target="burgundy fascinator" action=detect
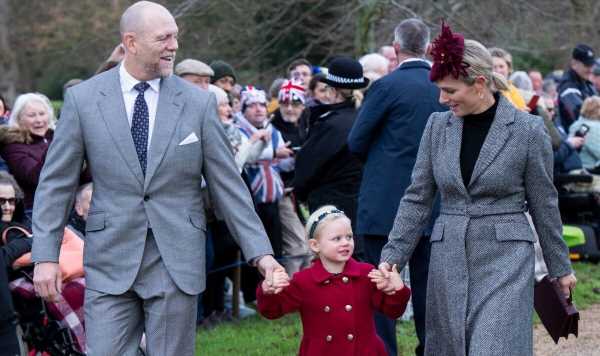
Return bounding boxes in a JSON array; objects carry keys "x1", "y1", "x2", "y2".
[{"x1": 429, "y1": 21, "x2": 470, "y2": 81}]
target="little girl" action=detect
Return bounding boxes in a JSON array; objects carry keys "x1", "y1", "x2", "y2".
[{"x1": 257, "y1": 205, "x2": 411, "y2": 355}]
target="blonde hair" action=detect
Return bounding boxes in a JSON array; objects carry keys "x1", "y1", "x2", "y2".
[
  {"x1": 208, "y1": 84, "x2": 229, "y2": 105},
  {"x1": 8, "y1": 93, "x2": 56, "y2": 130},
  {"x1": 581, "y1": 96, "x2": 600, "y2": 120},
  {"x1": 305, "y1": 205, "x2": 350, "y2": 240},
  {"x1": 488, "y1": 47, "x2": 513, "y2": 71},
  {"x1": 460, "y1": 40, "x2": 509, "y2": 92}
]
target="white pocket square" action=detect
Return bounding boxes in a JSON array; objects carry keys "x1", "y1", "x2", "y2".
[{"x1": 178, "y1": 132, "x2": 199, "y2": 146}]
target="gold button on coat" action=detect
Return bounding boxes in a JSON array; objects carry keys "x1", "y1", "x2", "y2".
[
  {"x1": 342, "y1": 276, "x2": 349, "y2": 283},
  {"x1": 326, "y1": 335, "x2": 333, "y2": 342},
  {"x1": 347, "y1": 334, "x2": 354, "y2": 341},
  {"x1": 345, "y1": 304, "x2": 352, "y2": 312},
  {"x1": 324, "y1": 280, "x2": 330, "y2": 284},
  {"x1": 324, "y1": 306, "x2": 331, "y2": 312}
]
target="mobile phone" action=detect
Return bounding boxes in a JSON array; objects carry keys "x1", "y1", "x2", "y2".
[
  {"x1": 291, "y1": 146, "x2": 301, "y2": 152},
  {"x1": 527, "y1": 95, "x2": 540, "y2": 112},
  {"x1": 575, "y1": 124, "x2": 590, "y2": 137}
]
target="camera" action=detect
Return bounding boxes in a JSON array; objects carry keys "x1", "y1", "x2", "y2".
[{"x1": 575, "y1": 124, "x2": 590, "y2": 138}]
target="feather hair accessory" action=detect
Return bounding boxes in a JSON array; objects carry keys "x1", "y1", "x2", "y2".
[{"x1": 430, "y1": 21, "x2": 470, "y2": 81}]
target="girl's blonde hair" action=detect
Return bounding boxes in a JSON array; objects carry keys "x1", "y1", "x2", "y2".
[
  {"x1": 581, "y1": 96, "x2": 600, "y2": 120},
  {"x1": 460, "y1": 41, "x2": 509, "y2": 92},
  {"x1": 305, "y1": 205, "x2": 350, "y2": 240}
]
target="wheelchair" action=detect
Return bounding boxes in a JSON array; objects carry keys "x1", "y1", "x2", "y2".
[{"x1": 555, "y1": 173, "x2": 600, "y2": 262}]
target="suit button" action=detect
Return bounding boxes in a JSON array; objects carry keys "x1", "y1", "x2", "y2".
[
  {"x1": 345, "y1": 304, "x2": 352, "y2": 312},
  {"x1": 347, "y1": 334, "x2": 354, "y2": 341},
  {"x1": 342, "y1": 276, "x2": 349, "y2": 283},
  {"x1": 326, "y1": 335, "x2": 333, "y2": 342},
  {"x1": 144, "y1": 195, "x2": 150, "y2": 201},
  {"x1": 323, "y1": 306, "x2": 331, "y2": 312}
]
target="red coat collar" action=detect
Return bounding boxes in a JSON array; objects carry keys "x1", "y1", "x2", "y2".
[{"x1": 310, "y1": 257, "x2": 362, "y2": 283}]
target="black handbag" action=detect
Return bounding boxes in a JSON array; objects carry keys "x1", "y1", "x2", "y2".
[{"x1": 534, "y1": 276, "x2": 579, "y2": 344}]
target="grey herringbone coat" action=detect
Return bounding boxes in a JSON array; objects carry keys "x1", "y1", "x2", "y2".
[{"x1": 381, "y1": 96, "x2": 572, "y2": 356}]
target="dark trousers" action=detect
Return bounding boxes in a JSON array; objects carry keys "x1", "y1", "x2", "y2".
[{"x1": 363, "y1": 234, "x2": 430, "y2": 356}]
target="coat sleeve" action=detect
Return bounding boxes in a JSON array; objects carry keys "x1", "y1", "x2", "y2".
[
  {"x1": 524, "y1": 118, "x2": 573, "y2": 278},
  {"x1": 371, "y1": 284, "x2": 411, "y2": 320},
  {"x1": 256, "y1": 276, "x2": 302, "y2": 319},
  {"x1": 347, "y1": 81, "x2": 389, "y2": 158},
  {"x1": 380, "y1": 113, "x2": 438, "y2": 267},
  {"x1": 2, "y1": 143, "x2": 47, "y2": 188},
  {"x1": 294, "y1": 120, "x2": 344, "y2": 200},
  {"x1": 201, "y1": 94, "x2": 273, "y2": 261},
  {"x1": 31, "y1": 90, "x2": 85, "y2": 263}
]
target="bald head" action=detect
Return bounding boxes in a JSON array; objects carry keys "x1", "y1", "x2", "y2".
[{"x1": 120, "y1": 1, "x2": 172, "y2": 35}]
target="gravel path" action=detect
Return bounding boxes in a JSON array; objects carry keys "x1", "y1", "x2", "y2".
[{"x1": 534, "y1": 303, "x2": 600, "y2": 355}]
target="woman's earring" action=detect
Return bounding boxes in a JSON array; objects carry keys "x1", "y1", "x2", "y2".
[{"x1": 478, "y1": 92, "x2": 484, "y2": 99}]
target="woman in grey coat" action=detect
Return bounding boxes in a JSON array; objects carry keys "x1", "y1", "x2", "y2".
[{"x1": 377, "y1": 24, "x2": 576, "y2": 355}]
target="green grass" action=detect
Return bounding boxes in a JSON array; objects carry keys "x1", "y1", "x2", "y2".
[{"x1": 195, "y1": 262, "x2": 600, "y2": 355}]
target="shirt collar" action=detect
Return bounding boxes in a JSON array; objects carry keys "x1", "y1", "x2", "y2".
[
  {"x1": 310, "y1": 257, "x2": 362, "y2": 283},
  {"x1": 398, "y1": 57, "x2": 430, "y2": 68},
  {"x1": 119, "y1": 63, "x2": 161, "y2": 94}
]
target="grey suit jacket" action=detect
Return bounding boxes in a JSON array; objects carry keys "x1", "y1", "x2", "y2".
[{"x1": 31, "y1": 66, "x2": 272, "y2": 295}]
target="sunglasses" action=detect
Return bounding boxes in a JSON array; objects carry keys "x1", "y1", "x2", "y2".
[{"x1": 0, "y1": 197, "x2": 16, "y2": 205}]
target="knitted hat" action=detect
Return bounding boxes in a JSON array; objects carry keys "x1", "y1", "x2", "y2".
[
  {"x1": 175, "y1": 59, "x2": 214, "y2": 77},
  {"x1": 320, "y1": 56, "x2": 368, "y2": 89},
  {"x1": 210, "y1": 60, "x2": 237, "y2": 83},
  {"x1": 240, "y1": 85, "x2": 267, "y2": 112},
  {"x1": 278, "y1": 79, "x2": 306, "y2": 104}
]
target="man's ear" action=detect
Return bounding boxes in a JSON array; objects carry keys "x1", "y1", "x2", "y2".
[{"x1": 122, "y1": 33, "x2": 137, "y2": 55}]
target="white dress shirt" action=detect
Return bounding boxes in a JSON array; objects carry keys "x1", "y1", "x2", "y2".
[{"x1": 119, "y1": 64, "x2": 161, "y2": 148}]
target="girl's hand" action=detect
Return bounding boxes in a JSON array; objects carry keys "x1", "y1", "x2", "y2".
[
  {"x1": 261, "y1": 267, "x2": 290, "y2": 295},
  {"x1": 369, "y1": 264, "x2": 404, "y2": 295}
]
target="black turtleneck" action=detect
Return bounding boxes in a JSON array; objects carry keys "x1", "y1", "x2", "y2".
[{"x1": 460, "y1": 93, "x2": 499, "y2": 187}]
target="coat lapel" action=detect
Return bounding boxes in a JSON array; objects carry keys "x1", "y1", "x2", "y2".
[
  {"x1": 445, "y1": 113, "x2": 469, "y2": 196},
  {"x1": 144, "y1": 75, "x2": 183, "y2": 190},
  {"x1": 468, "y1": 96, "x2": 515, "y2": 188},
  {"x1": 97, "y1": 68, "x2": 145, "y2": 186}
]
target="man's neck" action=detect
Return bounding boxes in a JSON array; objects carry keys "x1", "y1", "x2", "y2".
[
  {"x1": 396, "y1": 52, "x2": 423, "y2": 65},
  {"x1": 123, "y1": 57, "x2": 153, "y2": 82}
]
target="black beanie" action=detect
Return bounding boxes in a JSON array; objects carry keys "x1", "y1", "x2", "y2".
[{"x1": 210, "y1": 60, "x2": 237, "y2": 83}]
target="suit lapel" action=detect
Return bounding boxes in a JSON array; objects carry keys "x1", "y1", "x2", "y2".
[
  {"x1": 445, "y1": 113, "x2": 469, "y2": 195},
  {"x1": 144, "y1": 75, "x2": 183, "y2": 190},
  {"x1": 97, "y1": 68, "x2": 145, "y2": 186},
  {"x1": 468, "y1": 96, "x2": 515, "y2": 188}
]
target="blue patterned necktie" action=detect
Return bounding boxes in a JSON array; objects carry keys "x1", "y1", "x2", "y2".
[{"x1": 132, "y1": 82, "x2": 150, "y2": 175}]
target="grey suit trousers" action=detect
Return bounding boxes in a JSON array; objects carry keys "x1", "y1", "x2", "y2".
[{"x1": 85, "y1": 230, "x2": 197, "y2": 356}]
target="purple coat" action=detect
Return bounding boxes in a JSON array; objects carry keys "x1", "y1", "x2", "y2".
[{"x1": 1, "y1": 131, "x2": 53, "y2": 209}]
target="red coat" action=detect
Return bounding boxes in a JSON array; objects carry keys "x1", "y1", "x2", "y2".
[{"x1": 257, "y1": 258, "x2": 411, "y2": 356}]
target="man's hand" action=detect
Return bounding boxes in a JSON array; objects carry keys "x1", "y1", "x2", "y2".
[
  {"x1": 276, "y1": 142, "x2": 293, "y2": 158},
  {"x1": 33, "y1": 262, "x2": 62, "y2": 302},
  {"x1": 256, "y1": 255, "x2": 288, "y2": 293},
  {"x1": 250, "y1": 129, "x2": 270, "y2": 143},
  {"x1": 567, "y1": 136, "x2": 585, "y2": 149},
  {"x1": 261, "y1": 268, "x2": 290, "y2": 295}
]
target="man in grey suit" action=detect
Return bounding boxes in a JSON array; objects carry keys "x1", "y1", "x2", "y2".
[{"x1": 31, "y1": 2, "x2": 284, "y2": 355}]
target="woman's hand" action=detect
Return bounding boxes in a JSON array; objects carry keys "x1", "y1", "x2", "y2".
[
  {"x1": 250, "y1": 129, "x2": 271, "y2": 143},
  {"x1": 558, "y1": 273, "x2": 577, "y2": 298},
  {"x1": 369, "y1": 264, "x2": 404, "y2": 295}
]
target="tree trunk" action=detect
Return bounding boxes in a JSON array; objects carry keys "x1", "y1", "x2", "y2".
[{"x1": 0, "y1": 0, "x2": 18, "y2": 105}]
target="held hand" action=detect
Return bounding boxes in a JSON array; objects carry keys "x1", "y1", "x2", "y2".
[
  {"x1": 387, "y1": 264, "x2": 405, "y2": 295},
  {"x1": 378, "y1": 262, "x2": 392, "y2": 279},
  {"x1": 567, "y1": 136, "x2": 585, "y2": 149},
  {"x1": 276, "y1": 142, "x2": 293, "y2": 158},
  {"x1": 558, "y1": 273, "x2": 577, "y2": 298},
  {"x1": 257, "y1": 255, "x2": 288, "y2": 293},
  {"x1": 369, "y1": 265, "x2": 403, "y2": 295},
  {"x1": 33, "y1": 262, "x2": 62, "y2": 302},
  {"x1": 251, "y1": 129, "x2": 270, "y2": 143},
  {"x1": 261, "y1": 269, "x2": 290, "y2": 295}
]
